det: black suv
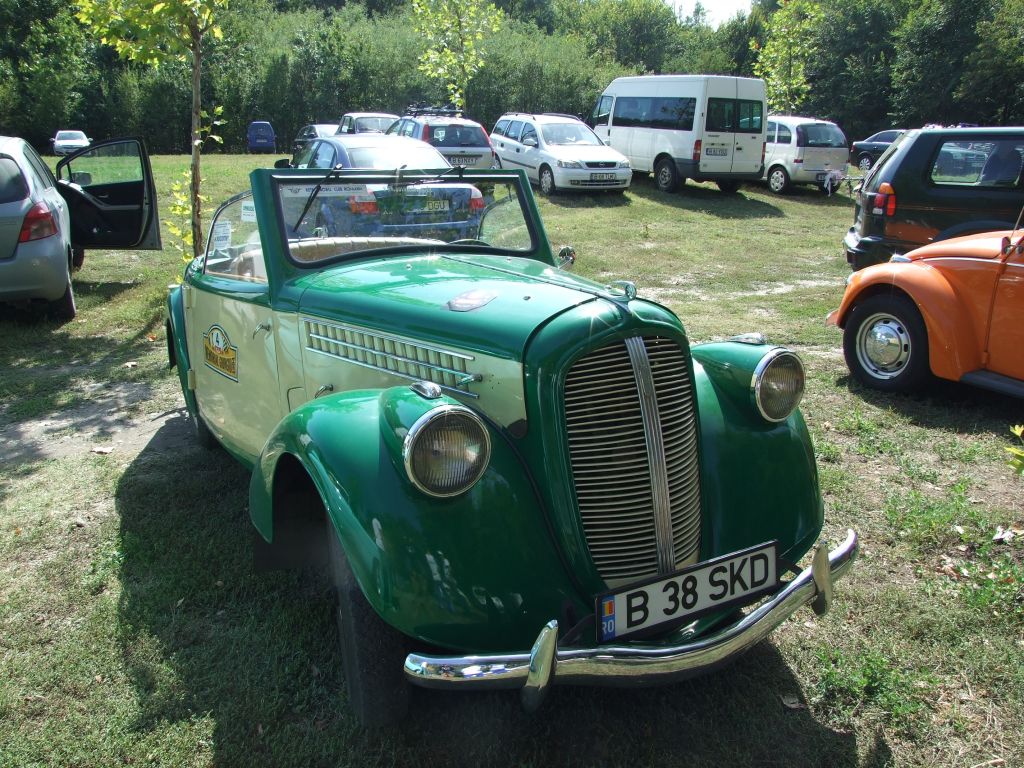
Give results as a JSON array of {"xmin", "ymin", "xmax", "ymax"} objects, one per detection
[{"xmin": 844, "ymin": 127, "xmax": 1024, "ymax": 270}]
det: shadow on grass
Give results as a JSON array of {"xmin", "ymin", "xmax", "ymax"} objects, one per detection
[
  {"xmin": 622, "ymin": 175, "xmax": 786, "ymax": 219},
  {"xmin": 840, "ymin": 373, "xmax": 1023, "ymax": 438},
  {"xmin": 114, "ymin": 418, "xmax": 878, "ymax": 767}
]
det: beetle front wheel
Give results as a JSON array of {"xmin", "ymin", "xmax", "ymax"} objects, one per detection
[
  {"xmin": 328, "ymin": 522, "xmax": 410, "ymax": 728},
  {"xmin": 843, "ymin": 294, "xmax": 930, "ymax": 393}
]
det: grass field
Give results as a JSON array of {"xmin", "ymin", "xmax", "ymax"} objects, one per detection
[{"xmin": 0, "ymin": 155, "xmax": 1021, "ymax": 767}]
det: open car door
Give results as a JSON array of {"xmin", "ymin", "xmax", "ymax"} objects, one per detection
[{"xmin": 55, "ymin": 137, "xmax": 161, "ymax": 251}]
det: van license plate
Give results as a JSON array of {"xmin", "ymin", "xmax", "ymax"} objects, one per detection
[
  {"xmin": 590, "ymin": 173, "xmax": 616, "ymax": 181},
  {"xmin": 596, "ymin": 541, "xmax": 778, "ymax": 642},
  {"xmin": 705, "ymin": 147, "xmax": 728, "ymax": 156}
]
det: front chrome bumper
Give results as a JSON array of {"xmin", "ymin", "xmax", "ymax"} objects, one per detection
[{"xmin": 404, "ymin": 529, "xmax": 859, "ymax": 711}]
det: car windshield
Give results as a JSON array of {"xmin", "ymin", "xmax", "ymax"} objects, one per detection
[
  {"xmin": 541, "ymin": 123, "xmax": 603, "ymax": 146},
  {"xmin": 354, "ymin": 117, "xmax": 395, "ymax": 133},
  {"xmin": 276, "ymin": 173, "xmax": 535, "ymax": 264},
  {"xmin": 57, "ymin": 131, "xmax": 85, "ymax": 141},
  {"xmin": 797, "ymin": 123, "xmax": 847, "ymax": 148}
]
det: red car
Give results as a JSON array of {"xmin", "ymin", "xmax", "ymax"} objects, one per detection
[{"xmin": 828, "ymin": 230, "xmax": 1024, "ymax": 397}]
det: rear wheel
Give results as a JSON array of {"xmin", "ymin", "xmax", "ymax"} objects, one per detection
[
  {"xmin": 539, "ymin": 165, "xmax": 556, "ymax": 195},
  {"xmin": 49, "ymin": 268, "xmax": 76, "ymax": 321},
  {"xmin": 857, "ymin": 154, "xmax": 873, "ymax": 172},
  {"xmin": 655, "ymin": 157, "xmax": 681, "ymax": 192},
  {"xmin": 843, "ymin": 294, "xmax": 930, "ymax": 393},
  {"xmin": 327, "ymin": 523, "xmax": 410, "ymax": 728},
  {"xmin": 767, "ymin": 166, "xmax": 790, "ymax": 194}
]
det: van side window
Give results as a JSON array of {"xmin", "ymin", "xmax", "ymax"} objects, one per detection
[
  {"xmin": 736, "ymin": 100, "xmax": 763, "ymax": 133},
  {"xmin": 706, "ymin": 98, "xmax": 735, "ymax": 132},
  {"xmin": 650, "ymin": 97, "xmax": 695, "ymax": 130},
  {"xmin": 591, "ymin": 95, "xmax": 612, "ymax": 127}
]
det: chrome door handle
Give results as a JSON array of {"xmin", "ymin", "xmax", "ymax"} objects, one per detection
[
  {"xmin": 314, "ymin": 384, "xmax": 334, "ymax": 398},
  {"xmin": 252, "ymin": 321, "xmax": 271, "ymax": 339}
]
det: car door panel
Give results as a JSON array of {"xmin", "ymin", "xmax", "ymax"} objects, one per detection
[
  {"xmin": 987, "ymin": 251, "xmax": 1024, "ymax": 379},
  {"xmin": 54, "ymin": 137, "xmax": 161, "ymax": 250}
]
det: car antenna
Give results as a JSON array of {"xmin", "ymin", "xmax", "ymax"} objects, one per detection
[{"xmin": 293, "ymin": 164, "xmax": 344, "ymax": 231}]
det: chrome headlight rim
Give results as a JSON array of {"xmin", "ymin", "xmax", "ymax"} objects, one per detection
[
  {"xmin": 751, "ymin": 347, "xmax": 805, "ymax": 423},
  {"xmin": 402, "ymin": 405, "xmax": 492, "ymax": 498}
]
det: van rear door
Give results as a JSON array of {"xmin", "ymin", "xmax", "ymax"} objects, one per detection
[
  {"xmin": 702, "ymin": 78, "xmax": 737, "ymax": 175},
  {"xmin": 733, "ymin": 79, "xmax": 765, "ymax": 175}
]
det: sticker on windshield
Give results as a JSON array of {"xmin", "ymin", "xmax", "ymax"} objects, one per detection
[
  {"xmin": 212, "ymin": 221, "xmax": 232, "ymax": 251},
  {"xmin": 281, "ymin": 184, "xmax": 369, "ymax": 198},
  {"xmin": 240, "ymin": 200, "xmax": 257, "ymax": 222},
  {"xmin": 203, "ymin": 324, "xmax": 238, "ymax": 382}
]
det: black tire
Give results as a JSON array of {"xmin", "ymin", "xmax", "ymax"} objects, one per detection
[
  {"xmin": 655, "ymin": 157, "xmax": 681, "ymax": 192},
  {"xmin": 328, "ymin": 522, "xmax": 410, "ymax": 728},
  {"xmin": 71, "ymin": 247, "xmax": 85, "ymax": 270},
  {"xmin": 493, "ymin": 156, "xmax": 502, "ymax": 169},
  {"xmin": 843, "ymin": 293, "xmax": 930, "ymax": 393},
  {"xmin": 767, "ymin": 165, "xmax": 790, "ymax": 194},
  {"xmin": 857, "ymin": 154, "xmax": 873, "ymax": 172},
  {"xmin": 717, "ymin": 180, "xmax": 740, "ymax": 194},
  {"xmin": 49, "ymin": 271, "xmax": 76, "ymax": 320},
  {"xmin": 193, "ymin": 408, "xmax": 218, "ymax": 449},
  {"xmin": 539, "ymin": 165, "xmax": 556, "ymax": 195}
]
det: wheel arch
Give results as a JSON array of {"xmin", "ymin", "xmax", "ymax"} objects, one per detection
[{"xmin": 837, "ymin": 274, "xmax": 982, "ymax": 381}]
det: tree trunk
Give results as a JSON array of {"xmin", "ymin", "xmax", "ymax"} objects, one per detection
[{"xmin": 190, "ymin": 23, "xmax": 203, "ymax": 260}]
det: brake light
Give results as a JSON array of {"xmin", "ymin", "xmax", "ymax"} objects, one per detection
[
  {"xmin": 469, "ymin": 190, "xmax": 486, "ymax": 211},
  {"xmin": 19, "ymin": 201, "xmax": 58, "ymax": 242},
  {"xmin": 871, "ymin": 182, "xmax": 897, "ymax": 216},
  {"xmin": 422, "ymin": 125, "xmax": 432, "ymax": 143},
  {"xmin": 692, "ymin": 140, "xmax": 702, "ymax": 163},
  {"xmin": 348, "ymin": 194, "xmax": 378, "ymax": 214}
]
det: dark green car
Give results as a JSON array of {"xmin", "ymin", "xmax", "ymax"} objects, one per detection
[{"xmin": 166, "ymin": 166, "xmax": 858, "ymax": 727}]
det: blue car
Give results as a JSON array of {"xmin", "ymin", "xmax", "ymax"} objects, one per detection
[{"xmin": 246, "ymin": 121, "xmax": 277, "ymax": 154}]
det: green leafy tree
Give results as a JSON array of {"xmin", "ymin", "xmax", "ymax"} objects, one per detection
[
  {"xmin": 412, "ymin": 0, "xmax": 502, "ymax": 111},
  {"xmin": 956, "ymin": 0, "xmax": 1024, "ymax": 124},
  {"xmin": 77, "ymin": 0, "xmax": 228, "ymax": 259},
  {"xmin": 753, "ymin": 0, "xmax": 822, "ymax": 114}
]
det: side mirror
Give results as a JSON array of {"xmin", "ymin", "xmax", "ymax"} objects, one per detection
[
  {"xmin": 274, "ymin": 158, "xmax": 292, "ymax": 169},
  {"xmin": 70, "ymin": 171, "xmax": 92, "ymax": 186},
  {"xmin": 557, "ymin": 245, "xmax": 576, "ymax": 270},
  {"xmin": 523, "ymin": 136, "xmax": 538, "ymax": 148}
]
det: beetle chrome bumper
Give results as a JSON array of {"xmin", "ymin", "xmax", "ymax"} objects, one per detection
[{"xmin": 404, "ymin": 530, "xmax": 859, "ymax": 711}]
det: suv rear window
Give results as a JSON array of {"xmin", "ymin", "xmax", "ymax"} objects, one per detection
[
  {"xmin": 429, "ymin": 125, "xmax": 489, "ymax": 147},
  {"xmin": 796, "ymin": 123, "xmax": 846, "ymax": 148},
  {"xmin": 0, "ymin": 157, "xmax": 28, "ymax": 203}
]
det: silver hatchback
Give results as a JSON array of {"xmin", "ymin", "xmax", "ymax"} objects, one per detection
[{"xmin": 387, "ymin": 110, "xmax": 495, "ymax": 170}]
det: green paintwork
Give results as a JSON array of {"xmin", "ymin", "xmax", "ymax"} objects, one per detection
[
  {"xmin": 165, "ymin": 286, "xmax": 196, "ymax": 417},
  {"xmin": 168, "ymin": 166, "xmax": 826, "ymax": 655}
]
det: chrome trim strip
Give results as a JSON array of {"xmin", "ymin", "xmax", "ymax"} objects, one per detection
[
  {"xmin": 625, "ymin": 337, "xmax": 674, "ymax": 574},
  {"xmin": 404, "ymin": 530, "xmax": 859, "ymax": 694},
  {"xmin": 304, "ymin": 348, "xmax": 481, "ymax": 399},
  {"xmin": 303, "ymin": 317, "xmax": 475, "ymax": 361},
  {"xmin": 307, "ymin": 332, "xmax": 477, "ymax": 379}
]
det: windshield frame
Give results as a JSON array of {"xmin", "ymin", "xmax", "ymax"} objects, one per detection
[{"xmin": 269, "ymin": 168, "xmax": 544, "ymax": 270}]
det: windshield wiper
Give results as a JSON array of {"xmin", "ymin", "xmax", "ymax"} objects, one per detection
[{"xmin": 292, "ymin": 165, "xmax": 346, "ymax": 231}]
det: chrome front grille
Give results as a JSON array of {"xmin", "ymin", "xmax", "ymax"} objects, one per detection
[{"xmin": 564, "ymin": 337, "xmax": 701, "ymax": 586}]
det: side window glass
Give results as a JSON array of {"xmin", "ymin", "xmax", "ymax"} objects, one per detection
[
  {"xmin": 649, "ymin": 97, "xmax": 694, "ymax": 130},
  {"xmin": 58, "ymin": 140, "xmax": 145, "ymax": 187},
  {"xmin": 777, "ymin": 124, "xmax": 792, "ymax": 144},
  {"xmin": 401, "ymin": 121, "xmax": 416, "ymax": 138},
  {"xmin": 613, "ymin": 97, "xmax": 654, "ymax": 128},
  {"xmin": 294, "ymin": 143, "xmax": 317, "ymax": 168},
  {"xmin": 204, "ymin": 193, "xmax": 267, "ymax": 283},
  {"xmin": 312, "ymin": 143, "xmax": 336, "ymax": 169},
  {"xmin": 706, "ymin": 98, "xmax": 734, "ymax": 132},
  {"xmin": 932, "ymin": 139, "xmax": 1021, "ymax": 186},
  {"xmin": 735, "ymin": 99, "xmax": 762, "ymax": 133},
  {"xmin": 506, "ymin": 120, "xmax": 524, "ymax": 142},
  {"xmin": 493, "ymin": 119, "xmax": 508, "ymax": 137},
  {"xmin": 591, "ymin": 95, "xmax": 612, "ymax": 127},
  {"xmin": 766, "ymin": 121, "xmax": 777, "ymax": 143},
  {"xmin": 24, "ymin": 149, "xmax": 55, "ymax": 188},
  {"xmin": 521, "ymin": 125, "xmax": 538, "ymax": 144}
]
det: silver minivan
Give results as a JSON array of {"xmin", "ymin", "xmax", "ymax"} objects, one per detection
[{"xmin": 762, "ymin": 116, "xmax": 848, "ymax": 193}]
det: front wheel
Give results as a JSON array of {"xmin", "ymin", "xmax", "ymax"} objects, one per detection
[
  {"xmin": 328, "ymin": 522, "xmax": 410, "ymax": 728},
  {"xmin": 654, "ymin": 157, "xmax": 681, "ymax": 192},
  {"xmin": 767, "ymin": 166, "xmax": 790, "ymax": 194},
  {"xmin": 857, "ymin": 154, "xmax": 873, "ymax": 172},
  {"xmin": 539, "ymin": 165, "xmax": 556, "ymax": 195},
  {"xmin": 843, "ymin": 294, "xmax": 930, "ymax": 393}
]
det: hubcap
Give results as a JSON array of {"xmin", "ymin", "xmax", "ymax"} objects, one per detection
[
  {"xmin": 858, "ymin": 156, "xmax": 872, "ymax": 172},
  {"xmin": 658, "ymin": 166, "xmax": 672, "ymax": 188},
  {"xmin": 769, "ymin": 169, "xmax": 786, "ymax": 192},
  {"xmin": 541, "ymin": 171, "xmax": 553, "ymax": 193},
  {"xmin": 856, "ymin": 312, "xmax": 912, "ymax": 379}
]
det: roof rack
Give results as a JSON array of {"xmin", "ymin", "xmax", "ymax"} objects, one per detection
[
  {"xmin": 404, "ymin": 103, "xmax": 463, "ymax": 118},
  {"xmin": 542, "ymin": 112, "xmax": 582, "ymax": 120}
]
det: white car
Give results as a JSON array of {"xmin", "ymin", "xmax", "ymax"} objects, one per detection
[
  {"xmin": 491, "ymin": 113, "xmax": 631, "ymax": 194},
  {"xmin": 51, "ymin": 130, "xmax": 91, "ymax": 155},
  {"xmin": 762, "ymin": 116, "xmax": 849, "ymax": 193}
]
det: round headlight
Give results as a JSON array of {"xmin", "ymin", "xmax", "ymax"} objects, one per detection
[
  {"xmin": 752, "ymin": 349, "xmax": 805, "ymax": 422},
  {"xmin": 403, "ymin": 406, "xmax": 491, "ymax": 497}
]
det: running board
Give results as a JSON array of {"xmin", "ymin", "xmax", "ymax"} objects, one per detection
[{"xmin": 960, "ymin": 370, "xmax": 1024, "ymax": 398}]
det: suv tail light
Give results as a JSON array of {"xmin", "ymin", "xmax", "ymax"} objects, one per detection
[
  {"xmin": 871, "ymin": 182, "xmax": 897, "ymax": 216},
  {"xmin": 469, "ymin": 190, "xmax": 486, "ymax": 211},
  {"xmin": 422, "ymin": 125, "xmax": 432, "ymax": 143},
  {"xmin": 692, "ymin": 140, "xmax": 702, "ymax": 163},
  {"xmin": 19, "ymin": 201, "xmax": 58, "ymax": 242}
]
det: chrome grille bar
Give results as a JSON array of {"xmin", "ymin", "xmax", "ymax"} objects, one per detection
[{"xmin": 564, "ymin": 336, "xmax": 701, "ymax": 586}]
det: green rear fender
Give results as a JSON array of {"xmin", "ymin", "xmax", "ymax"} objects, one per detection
[
  {"xmin": 165, "ymin": 286, "xmax": 197, "ymax": 417},
  {"xmin": 249, "ymin": 386, "xmax": 587, "ymax": 652},
  {"xmin": 691, "ymin": 341, "xmax": 823, "ymax": 563}
]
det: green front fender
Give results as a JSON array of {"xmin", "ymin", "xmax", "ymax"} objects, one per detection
[
  {"xmin": 165, "ymin": 286, "xmax": 197, "ymax": 417},
  {"xmin": 691, "ymin": 341, "xmax": 823, "ymax": 564},
  {"xmin": 249, "ymin": 387, "xmax": 589, "ymax": 653}
]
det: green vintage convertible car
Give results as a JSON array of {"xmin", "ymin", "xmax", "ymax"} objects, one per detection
[{"xmin": 165, "ymin": 165, "xmax": 858, "ymax": 727}]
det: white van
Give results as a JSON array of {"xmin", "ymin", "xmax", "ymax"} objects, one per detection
[
  {"xmin": 586, "ymin": 75, "xmax": 767, "ymax": 193},
  {"xmin": 762, "ymin": 115, "xmax": 849, "ymax": 194}
]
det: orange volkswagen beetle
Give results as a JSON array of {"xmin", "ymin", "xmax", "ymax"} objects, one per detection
[{"xmin": 827, "ymin": 230, "xmax": 1024, "ymax": 396}]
